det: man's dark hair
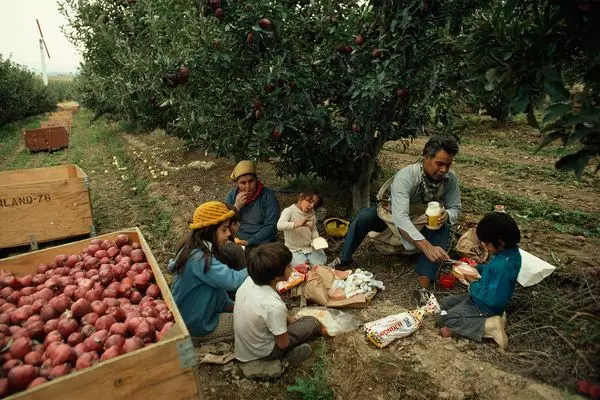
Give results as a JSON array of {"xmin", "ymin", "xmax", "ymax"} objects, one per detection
[
  {"xmin": 246, "ymin": 242, "xmax": 292, "ymax": 285},
  {"xmin": 422, "ymin": 135, "xmax": 459, "ymax": 158},
  {"xmin": 476, "ymin": 212, "xmax": 521, "ymax": 249}
]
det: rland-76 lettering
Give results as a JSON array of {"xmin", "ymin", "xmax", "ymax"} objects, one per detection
[{"xmin": 0, "ymin": 194, "xmax": 51, "ymax": 208}]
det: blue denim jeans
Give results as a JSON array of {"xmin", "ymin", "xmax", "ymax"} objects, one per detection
[{"xmin": 340, "ymin": 206, "xmax": 450, "ymax": 281}]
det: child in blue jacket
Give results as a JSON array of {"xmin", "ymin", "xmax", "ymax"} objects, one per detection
[
  {"xmin": 169, "ymin": 201, "xmax": 248, "ymax": 344},
  {"xmin": 437, "ymin": 212, "xmax": 521, "ymax": 349}
]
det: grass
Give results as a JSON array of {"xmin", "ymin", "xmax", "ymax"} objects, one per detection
[
  {"xmin": 461, "ymin": 186, "xmax": 600, "ymax": 237},
  {"xmin": 455, "ymin": 154, "xmax": 598, "ymax": 188},
  {"xmin": 287, "ymin": 344, "xmax": 335, "ymax": 400}
]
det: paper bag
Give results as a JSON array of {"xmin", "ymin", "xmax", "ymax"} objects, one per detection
[
  {"xmin": 304, "ymin": 266, "xmax": 372, "ymax": 308},
  {"xmin": 517, "ymin": 249, "xmax": 556, "ymax": 287}
]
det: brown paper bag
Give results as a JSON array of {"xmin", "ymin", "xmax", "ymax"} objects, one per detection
[
  {"xmin": 304, "ymin": 266, "xmax": 372, "ymax": 309},
  {"xmin": 455, "ymin": 228, "xmax": 489, "ymax": 263}
]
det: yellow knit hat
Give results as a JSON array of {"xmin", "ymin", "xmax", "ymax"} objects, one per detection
[
  {"xmin": 231, "ymin": 160, "xmax": 257, "ymax": 181},
  {"xmin": 189, "ymin": 201, "xmax": 235, "ymax": 230}
]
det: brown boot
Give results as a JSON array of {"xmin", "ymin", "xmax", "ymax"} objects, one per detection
[{"xmin": 483, "ymin": 316, "xmax": 508, "ymax": 350}]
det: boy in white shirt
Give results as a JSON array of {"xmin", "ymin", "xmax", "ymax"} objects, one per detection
[{"xmin": 234, "ymin": 243, "xmax": 322, "ymax": 365}]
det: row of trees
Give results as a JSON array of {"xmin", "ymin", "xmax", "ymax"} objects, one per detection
[
  {"xmin": 0, "ymin": 56, "xmax": 58, "ymax": 127},
  {"xmin": 60, "ymin": 0, "xmax": 599, "ymax": 209}
]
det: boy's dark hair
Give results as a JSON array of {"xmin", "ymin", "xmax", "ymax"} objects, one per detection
[
  {"xmin": 298, "ymin": 189, "xmax": 323, "ymax": 209},
  {"xmin": 423, "ymin": 135, "xmax": 459, "ymax": 158},
  {"xmin": 476, "ymin": 212, "xmax": 521, "ymax": 249},
  {"xmin": 246, "ymin": 242, "xmax": 292, "ymax": 285}
]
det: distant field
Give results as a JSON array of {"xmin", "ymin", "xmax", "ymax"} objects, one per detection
[{"xmin": 34, "ymin": 74, "xmax": 76, "ymax": 82}]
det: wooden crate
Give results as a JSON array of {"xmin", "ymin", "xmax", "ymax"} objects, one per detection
[
  {"xmin": 23, "ymin": 126, "xmax": 69, "ymax": 152},
  {"xmin": 40, "ymin": 120, "xmax": 71, "ymax": 134},
  {"xmin": 0, "ymin": 228, "xmax": 202, "ymax": 400},
  {"xmin": 0, "ymin": 165, "xmax": 93, "ymax": 249}
]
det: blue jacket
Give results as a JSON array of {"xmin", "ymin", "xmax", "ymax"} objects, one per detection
[
  {"xmin": 225, "ymin": 187, "xmax": 280, "ymax": 246},
  {"xmin": 470, "ymin": 247, "xmax": 521, "ymax": 316},
  {"xmin": 170, "ymin": 248, "xmax": 248, "ymax": 337}
]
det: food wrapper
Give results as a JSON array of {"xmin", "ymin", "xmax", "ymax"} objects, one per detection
[
  {"xmin": 364, "ymin": 294, "xmax": 440, "ymax": 348},
  {"xmin": 276, "ymin": 270, "xmax": 306, "ymax": 294}
]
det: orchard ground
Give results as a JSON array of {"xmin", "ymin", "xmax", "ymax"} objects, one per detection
[{"xmin": 0, "ymin": 110, "xmax": 598, "ymax": 399}]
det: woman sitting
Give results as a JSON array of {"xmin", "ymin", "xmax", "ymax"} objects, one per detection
[{"xmin": 225, "ymin": 160, "xmax": 280, "ymax": 247}]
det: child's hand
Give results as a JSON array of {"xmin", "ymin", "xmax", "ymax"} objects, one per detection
[
  {"xmin": 234, "ymin": 238, "xmax": 248, "ymax": 246},
  {"xmin": 465, "ymin": 274, "xmax": 479, "ymax": 283},
  {"xmin": 286, "ymin": 314, "xmax": 298, "ymax": 324},
  {"xmin": 294, "ymin": 217, "xmax": 309, "ymax": 228}
]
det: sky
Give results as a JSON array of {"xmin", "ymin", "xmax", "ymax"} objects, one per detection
[{"xmin": 0, "ymin": 0, "xmax": 82, "ymax": 74}]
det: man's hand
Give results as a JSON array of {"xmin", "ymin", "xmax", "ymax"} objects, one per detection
[
  {"xmin": 423, "ymin": 243, "xmax": 450, "ymax": 263},
  {"xmin": 438, "ymin": 210, "xmax": 449, "ymax": 226},
  {"xmin": 234, "ymin": 191, "xmax": 250, "ymax": 210},
  {"xmin": 294, "ymin": 217, "xmax": 309, "ymax": 228}
]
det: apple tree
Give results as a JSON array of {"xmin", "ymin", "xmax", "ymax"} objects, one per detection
[{"xmin": 462, "ymin": 0, "xmax": 600, "ymax": 175}]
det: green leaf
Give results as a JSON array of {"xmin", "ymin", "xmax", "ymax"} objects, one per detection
[
  {"xmin": 534, "ymin": 131, "xmax": 564, "ymax": 154},
  {"xmin": 485, "ymin": 68, "xmax": 498, "ymax": 83},
  {"xmin": 567, "ymin": 126, "xmax": 599, "ymax": 146},
  {"xmin": 484, "ymin": 81, "xmax": 494, "ymax": 91},
  {"xmin": 555, "ymin": 150, "xmax": 591, "ymax": 178},
  {"xmin": 503, "ymin": 0, "xmax": 519, "ymax": 18},
  {"xmin": 544, "ymin": 81, "xmax": 569, "ymax": 102},
  {"xmin": 511, "ymin": 88, "xmax": 529, "ymax": 113},
  {"xmin": 541, "ymin": 65, "xmax": 561, "ymax": 82},
  {"xmin": 542, "ymin": 104, "xmax": 571, "ymax": 125}
]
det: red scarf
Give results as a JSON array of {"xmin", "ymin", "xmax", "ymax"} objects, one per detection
[{"xmin": 242, "ymin": 181, "xmax": 264, "ymax": 205}]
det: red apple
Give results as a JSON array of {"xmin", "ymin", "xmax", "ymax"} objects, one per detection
[
  {"xmin": 590, "ymin": 385, "xmax": 600, "ymax": 400},
  {"xmin": 214, "ymin": 8, "xmax": 224, "ymax": 19},
  {"xmin": 576, "ymin": 380, "xmax": 591, "ymax": 395},
  {"xmin": 209, "ymin": 0, "xmax": 221, "ymax": 9},
  {"xmin": 259, "ymin": 18, "xmax": 272, "ymax": 31},
  {"xmin": 288, "ymin": 82, "xmax": 296, "ymax": 90},
  {"xmin": 247, "ymin": 32, "xmax": 254, "ymax": 45},
  {"xmin": 178, "ymin": 66, "xmax": 189, "ymax": 80},
  {"xmin": 372, "ymin": 49, "xmax": 382, "ymax": 58},
  {"xmin": 271, "ymin": 128, "xmax": 281, "ymax": 139},
  {"xmin": 255, "ymin": 109, "xmax": 263, "ymax": 120},
  {"xmin": 264, "ymin": 83, "xmax": 276, "ymax": 93},
  {"xmin": 396, "ymin": 88, "xmax": 409, "ymax": 100},
  {"xmin": 253, "ymin": 98, "xmax": 263, "ymax": 109},
  {"xmin": 351, "ymin": 123, "xmax": 361, "ymax": 133},
  {"xmin": 355, "ymin": 35, "xmax": 365, "ymax": 46}
]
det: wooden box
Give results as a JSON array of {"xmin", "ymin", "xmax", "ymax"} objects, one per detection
[
  {"xmin": 23, "ymin": 127, "xmax": 69, "ymax": 152},
  {"xmin": 0, "ymin": 228, "xmax": 202, "ymax": 400},
  {"xmin": 40, "ymin": 120, "xmax": 71, "ymax": 134},
  {"xmin": 0, "ymin": 165, "xmax": 93, "ymax": 249}
]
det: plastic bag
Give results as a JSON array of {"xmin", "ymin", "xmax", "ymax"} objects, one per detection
[
  {"xmin": 364, "ymin": 294, "xmax": 440, "ymax": 348},
  {"xmin": 276, "ymin": 270, "xmax": 306, "ymax": 294},
  {"xmin": 294, "ymin": 307, "xmax": 362, "ymax": 336}
]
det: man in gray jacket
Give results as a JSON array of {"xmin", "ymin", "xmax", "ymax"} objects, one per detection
[{"xmin": 328, "ymin": 135, "xmax": 461, "ymax": 302}]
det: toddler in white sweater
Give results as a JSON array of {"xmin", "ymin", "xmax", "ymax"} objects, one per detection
[{"xmin": 277, "ymin": 190, "xmax": 327, "ymax": 266}]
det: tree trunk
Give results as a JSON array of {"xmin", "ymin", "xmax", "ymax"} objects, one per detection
[{"xmin": 351, "ymin": 156, "xmax": 377, "ymax": 211}]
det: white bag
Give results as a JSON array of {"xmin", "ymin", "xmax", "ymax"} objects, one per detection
[{"xmin": 517, "ymin": 249, "xmax": 556, "ymax": 287}]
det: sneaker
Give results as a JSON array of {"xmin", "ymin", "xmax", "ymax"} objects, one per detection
[
  {"xmin": 327, "ymin": 257, "xmax": 352, "ymax": 270},
  {"xmin": 283, "ymin": 343, "xmax": 312, "ymax": 367},
  {"xmin": 413, "ymin": 286, "xmax": 431, "ymax": 306}
]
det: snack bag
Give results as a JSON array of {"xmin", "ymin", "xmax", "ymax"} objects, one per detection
[
  {"xmin": 276, "ymin": 270, "xmax": 306, "ymax": 294},
  {"xmin": 364, "ymin": 294, "xmax": 440, "ymax": 348}
]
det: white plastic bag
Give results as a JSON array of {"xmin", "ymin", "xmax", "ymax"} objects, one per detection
[
  {"xmin": 517, "ymin": 249, "xmax": 556, "ymax": 287},
  {"xmin": 294, "ymin": 307, "xmax": 362, "ymax": 336}
]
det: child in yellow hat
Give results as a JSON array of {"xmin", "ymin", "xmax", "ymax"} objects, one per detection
[{"xmin": 169, "ymin": 201, "xmax": 249, "ymax": 343}]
